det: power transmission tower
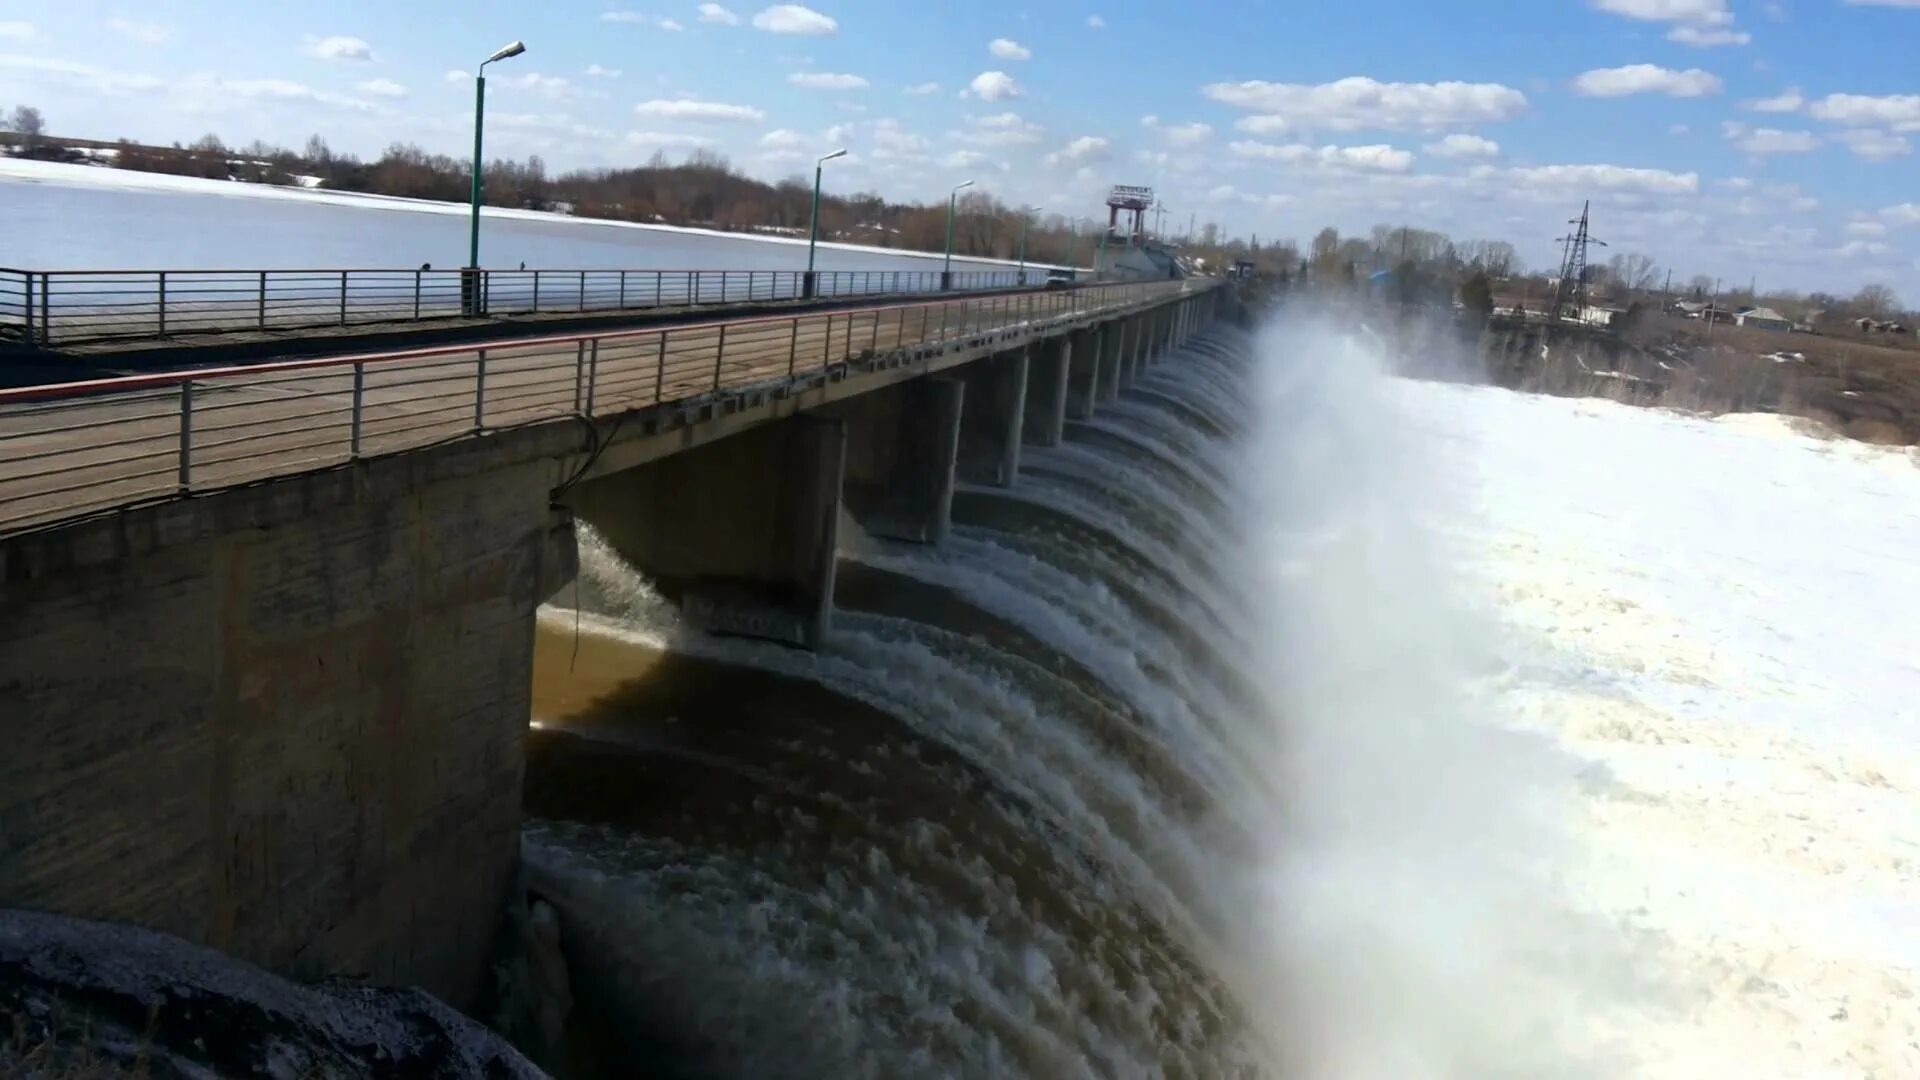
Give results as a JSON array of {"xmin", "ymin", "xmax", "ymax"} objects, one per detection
[{"xmin": 1551, "ymin": 200, "xmax": 1607, "ymax": 322}]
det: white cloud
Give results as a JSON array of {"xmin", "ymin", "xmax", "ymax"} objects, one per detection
[
  {"xmin": 903, "ymin": 81, "xmax": 941, "ymax": 96},
  {"xmin": 1746, "ymin": 88, "xmax": 1804, "ymax": 113},
  {"xmin": 943, "ymin": 149, "xmax": 990, "ymax": 169},
  {"xmin": 1164, "ymin": 122, "xmax": 1213, "ymax": 146},
  {"xmin": 699, "ymin": 3, "xmax": 742, "ymax": 24},
  {"xmin": 1571, "ymin": 64, "xmax": 1722, "ymax": 98},
  {"xmin": 1836, "ymin": 129, "xmax": 1913, "ymax": 162},
  {"xmin": 1234, "ymin": 115, "xmax": 1291, "ymax": 136},
  {"xmin": 104, "ymin": 18, "xmax": 171, "ymax": 45},
  {"xmin": 634, "ymin": 98, "xmax": 765, "ymax": 122},
  {"xmin": 1044, "ymin": 135, "xmax": 1112, "ymax": 167},
  {"xmin": 789, "ymin": 71, "xmax": 868, "ymax": 89},
  {"xmin": 660, "ymin": 18, "xmax": 685, "ymax": 30},
  {"xmin": 954, "ymin": 111, "xmax": 1045, "ymax": 146},
  {"xmin": 1721, "ymin": 122, "xmax": 1819, "ymax": 154},
  {"xmin": 1086, "ymin": 14, "xmax": 1106, "ymax": 28},
  {"xmin": 1807, "ymin": 92, "xmax": 1920, "ymax": 131},
  {"xmin": 0, "ymin": 21, "xmax": 35, "ymax": 41},
  {"xmin": 870, "ymin": 118, "xmax": 927, "ymax": 158},
  {"xmin": 1229, "ymin": 140, "xmax": 1416, "ymax": 173},
  {"xmin": 625, "ymin": 130, "xmax": 715, "ymax": 148},
  {"xmin": 752, "ymin": 4, "xmax": 838, "ymax": 35},
  {"xmin": 585, "ymin": 64, "xmax": 622, "ymax": 78},
  {"xmin": 444, "ymin": 69, "xmax": 470, "ymax": 83},
  {"xmin": 1425, "ymin": 133, "xmax": 1501, "ymax": 158},
  {"xmin": 1507, "ymin": 162, "xmax": 1701, "ymax": 195},
  {"xmin": 356, "ymin": 77, "xmax": 407, "ymax": 98},
  {"xmin": 1669, "ymin": 123, "xmax": 1691, "ymax": 134},
  {"xmin": 1847, "ymin": 221, "xmax": 1889, "ymax": 239},
  {"xmin": 760, "ymin": 129, "xmax": 804, "ymax": 148},
  {"xmin": 601, "ymin": 10, "xmax": 647, "ymax": 21},
  {"xmin": 498, "ymin": 72, "xmax": 579, "ymax": 102},
  {"xmin": 1668, "ymin": 25, "xmax": 1750, "ymax": 45},
  {"xmin": 1883, "ymin": 203, "xmax": 1920, "ymax": 226},
  {"xmin": 988, "ymin": 38, "xmax": 1031, "ymax": 61},
  {"xmin": 1838, "ymin": 240, "xmax": 1894, "ymax": 259},
  {"xmin": 301, "ymin": 35, "xmax": 375, "ymax": 63},
  {"xmin": 967, "ymin": 70, "xmax": 1022, "ymax": 101},
  {"xmin": 1592, "ymin": 0, "xmax": 1735, "ymax": 25},
  {"xmin": 1202, "ymin": 76, "xmax": 1527, "ymax": 132}
]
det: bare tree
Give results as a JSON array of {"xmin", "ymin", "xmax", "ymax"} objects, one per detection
[
  {"xmin": 1687, "ymin": 274, "xmax": 1715, "ymax": 299},
  {"xmin": 1608, "ymin": 252, "xmax": 1660, "ymax": 293},
  {"xmin": 10, "ymin": 105, "xmax": 45, "ymax": 150},
  {"xmin": 1853, "ymin": 283, "xmax": 1900, "ymax": 318}
]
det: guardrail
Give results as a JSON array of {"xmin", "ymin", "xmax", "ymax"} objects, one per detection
[
  {"xmin": 0, "ymin": 278, "xmax": 1203, "ymax": 533},
  {"xmin": 0, "ymin": 266, "xmax": 1054, "ymax": 348}
]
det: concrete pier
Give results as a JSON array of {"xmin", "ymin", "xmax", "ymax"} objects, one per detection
[
  {"xmin": 957, "ymin": 348, "xmax": 1029, "ymax": 487},
  {"xmin": 1067, "ymin": 327, "xmax": 1101, "ymax": 420},
  {"xmin": 828, "ymin": 378, "xmax": 963, "ymax": 544},
  {"xmin": 566, "ymin": 414, "xmax": 845, "ymax": 649},
  {"xmin": 1022, "ymin": 336, "xmax": 1072, "ymax": 448},
  {"xmin": 1097, "ymin": 320, "xmax": 1124, "ymax": 403}
]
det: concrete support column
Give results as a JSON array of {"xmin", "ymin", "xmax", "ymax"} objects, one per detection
[
  {"xmin": 1131, "ymin": 312, "xmax": 1147, "ymax": 374},
  {"xmin": 567, "ymin": 414, "xmax": 844, "ymax": 649},
  {"xmin": 1067, "ymin": 327, "xmax": 1101, "ymax": 420},
  {"xmin": 1097, "ymin": 319, "xmax": 1124, "ymax": 403},
  {"xmin": 1118, "ymin": 319, "xmax": 1140, "ymax": 389},
  {"xmin": 957, "ymin": 347, "xmax": 1029, "ymax": 487},
  {"xmin": 829, "ymin": 377, "xmax": 963, "ymax": 545},
  {"xmin": 1023, "ymin": 335, "xmax": 1072, "ymax": 448}
]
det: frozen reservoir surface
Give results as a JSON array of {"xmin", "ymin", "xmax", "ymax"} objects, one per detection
[{"xmin": 1409, "ymin": 379, "xmax": 1919, "ymax": 1076}]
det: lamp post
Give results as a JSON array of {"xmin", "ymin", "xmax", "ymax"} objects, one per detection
[
  {"xmin": 941, "ymin": 178, "xmax": 974, "ymax": 290},
  {"xmin": 465, "ymin": 39, "xmax": 526, "ymax": 313},
  {"xmin": 1016, "ymin": 206, "xmax": 1041, "ymax": 285},
  {"xmin": 803, "ymin": 147, "xmax": 847, "ymax": 299}
]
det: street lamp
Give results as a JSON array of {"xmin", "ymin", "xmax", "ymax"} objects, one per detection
[
  {"xmin": 942, "ymin": 179, "xmax": 974, "ymax": 290},
  {"xmin": 803, "ymin": 147, "xmax": 846, "ymax": 299},
  {"xmin": 1016, "ymin": 205, "xmax": 1042, "ymax": 285},
  {"xmin": 467, "ymin": 40, "xmax": 526, "ymax": 278}
]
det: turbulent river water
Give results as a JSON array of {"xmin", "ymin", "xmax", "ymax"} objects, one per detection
[{"xmin": 522, "ymin": 323, "xmax": 1290, "ymax": 1077}]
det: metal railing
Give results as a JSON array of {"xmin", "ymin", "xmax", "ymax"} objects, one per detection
[
  {"xmin": 0, "ymin": 266, "xmax": 1053, "ymax": 348},
  {"xmin": 0, "ymin": 279, "xmax": 1204, "ymax": 533}
]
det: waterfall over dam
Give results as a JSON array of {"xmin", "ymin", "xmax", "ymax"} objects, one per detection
[{"xmin": 521, "ymin": 324, "xmax": 1284, "ymax": 1077}]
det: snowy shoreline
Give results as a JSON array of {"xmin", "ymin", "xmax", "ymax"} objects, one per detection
[{"xmin": 0, "ymin": 157, "xmax": 1063, "ymax": 272}]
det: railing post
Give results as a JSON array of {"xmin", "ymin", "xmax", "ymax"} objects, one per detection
[
  {"xmin": 350, "ymin": 363, "xmax": 365, "ymax": 458},
  {"xmin": 177, "ymin": 380, "xmax": 193, "ymax": 491},
  {"xmin": 583, "ymin": 339, "xmax": 599, "ymax": 412},
  {"xmin": 619, "ymin": 269, "xmax": 627, "ymax": 309},
  {"xmin": 685, "ymin": 270, "xmax": 693, "ymax": 304},
  {"xmin": 712, "ymin": 324, "xmax": 728, "ymax": 389},
  {"xmin": 474, "ymin": 348, "xmax": 488, "ymax": 431},
  {"xmin": 579, "ymin": 270, "xmax": 587, "ymax": 313},
  {"xmin": 652, "ymin": 334, "xmax": 666, "ymax": 403},
  {"xmin": 822, "ymin": 313, "xmax": 833, "ymax": 369},
  {"xmin": 22, "ymin": 270, "xmax": 36, "ymax": 347},
  {"xmin": 157, "ymin": 270, "xmax": 167, "ymax": 337},
  {"xmin": 787, "ymin": 317, "xmax": 799, "ymax": 378},
  {"xmin": 532, "ymin": 270, "xmax": 541, "ymax": 314},
  {"xmin": 573, "ymin": 340, "xmax": 587, "ymax": 412},
  {"xmin": 656, "ymin": 271, "xmax": 663, "ymax": 307},
  {"xmin": 258, "ymin": 270, "xmax": 267, "ymax": 330},
  {"xmin": 38, "ymin": 272, "xmax": 48, "ymax": 346},
  {"xmin": 414, "ymin": 269, "xmax": 422, "ymax": 320},
  {"xmin": 339, "ymin": 269, "xmax": 348, "ymax": 326},
  {"xmin": 869, "ymin": 308, "xmax": 879, "ymax": 354}
]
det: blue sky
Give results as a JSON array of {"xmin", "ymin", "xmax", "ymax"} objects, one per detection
[{"xmin": 2, "ymin": 0, "xmax": 1918, "ymax": 297}]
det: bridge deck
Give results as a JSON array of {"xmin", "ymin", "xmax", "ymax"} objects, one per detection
[{"xmin": 0, "ymin": 281, "xmax": 1194, "ymax": 535}]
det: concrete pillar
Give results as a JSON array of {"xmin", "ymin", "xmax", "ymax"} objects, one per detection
[
  {"xmin": 957, "ymin": 347, "xmax": 1029, "ymax": 487},
  {"xmin": 1023, "ymin": 335, "xmax": 1071, "ymax": 448},
  {"xmin": 1067, "ymin": 327, "xmax": 1101, "ymax": 420},
  {"xmin": 1118, "ymin": 323, "xmax": 1140, "ymax": 389},
  {"xmin": 1097, "ymin": 320, "xmax": 1124, "ymax": 403},
  {"xmin": 567, "ymin": 414, "xmax": 844, "ymax": 649},
  {"xmin": 828, "ymin": 377, "xmax": 962, "ymax": 544},
  {"xmin": 1131, "ymin": 312, "xmax": 1148, "ymax": 374}
]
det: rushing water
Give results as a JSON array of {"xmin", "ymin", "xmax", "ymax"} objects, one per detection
[{"xmin": 522, "ymin": 324, "xmax": 1286, "ymax": 1077}]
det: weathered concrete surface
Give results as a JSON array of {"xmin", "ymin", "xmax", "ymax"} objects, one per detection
[
  {"xmin": 0, "ymin": 459, "xmax": 556, "ymax": 1009},
  {"xmin": 1098, "ymin": 319, "xmax": 1125, "ymax": 403},
  {"xmin": 565, "ymin": 414, "xmax": 844, "ymax": 648},
  {"xmin": 956, "ymin": 347, "xmax": 1029, "ymax": 487},
  {"xmin": 1066, "ymin": 327, "xmax": 1101, "ymax": 421},
  {"xmin": 1022, "ymin": 336, "xmax": 1071, "ymax": 448},
  {"xmin": 825, "ymin": 378, "xmax": 962, "ymax": 544}
]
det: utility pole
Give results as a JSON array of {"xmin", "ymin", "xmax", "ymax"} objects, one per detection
[{"xmin": 1551, "ymin": 200, "xmax": 1607, "ymax": 323}]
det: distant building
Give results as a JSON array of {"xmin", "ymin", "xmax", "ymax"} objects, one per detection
[
  {"xmin": 1577, "ymin": 305, "xmax": 1621, "ymax": 328},
  {"xmin": 1735, "ymin": 306, "xmax": 1793, "ymax": 332}
]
